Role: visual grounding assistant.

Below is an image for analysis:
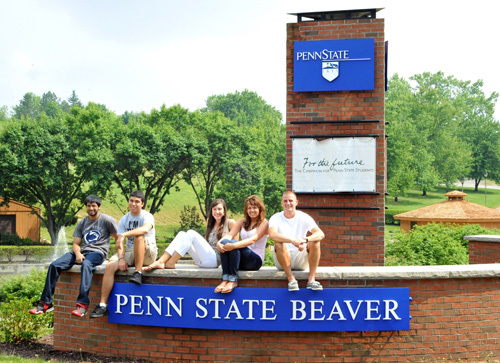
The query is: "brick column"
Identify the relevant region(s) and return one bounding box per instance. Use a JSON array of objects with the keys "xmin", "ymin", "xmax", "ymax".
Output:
[{"xmin": 286, "ymin": 12, "xmax": 385, "ymax": 266}]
